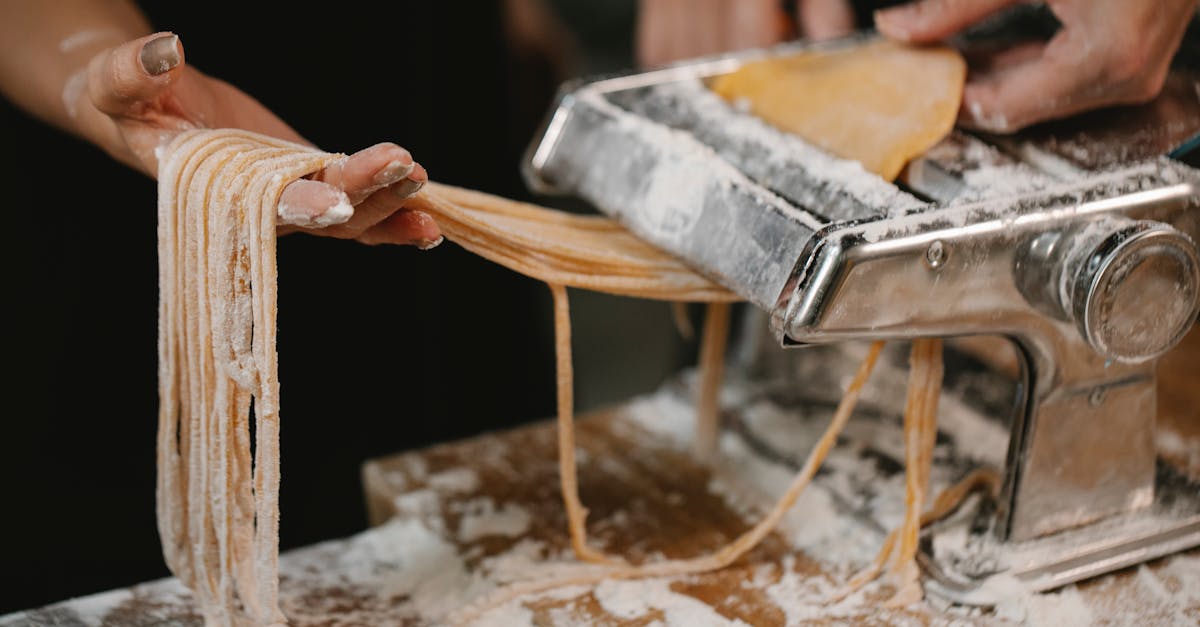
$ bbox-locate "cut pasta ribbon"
[158,123,963,625]
[157,129,740,623]
[157,129,342,626]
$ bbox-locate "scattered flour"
[457,498,533,542]
[428,467,481,493]
[593,578,752,626]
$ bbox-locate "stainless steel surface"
[770,161,1199,540]
[1070,220,1200,363]
[924,471,1200,602]
[523,33,1200,593]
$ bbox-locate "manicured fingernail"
[372,159,415,187]
[277,196,353,228]
[392,177,425,199]
[963,96,1011,133]
[140,34,180,76]
[414,235,444,250]
[316,197,355,227]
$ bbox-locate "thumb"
[87,32,184,118]
[875,0,1020,43]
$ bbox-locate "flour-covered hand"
[875,0,1199,133]
[80,33,440,247]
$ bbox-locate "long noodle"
[834,339,945,606]
[693,302,732,462]
[158,131,737,624]
[157,129,341,625]
[831,466,998,602]
[449,341,886,624]
[408,185,740,563]
[549,283,615,565]
[160,130,953,626]
[408,184,739,303]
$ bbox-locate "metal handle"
[1016,217,1200,363]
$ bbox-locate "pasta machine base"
[523,30,1200,602]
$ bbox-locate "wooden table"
[5,364,1197,625]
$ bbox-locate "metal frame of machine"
[522,33,1200,602]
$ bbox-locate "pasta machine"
[522,31,1200,604]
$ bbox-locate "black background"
[0,2,629,613]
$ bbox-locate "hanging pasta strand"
[693,302,732,462]
[157,129,341,626]
[832,339,945,606]
[450,341,886,625]
[549,283,619,565]
[159,130,957,626]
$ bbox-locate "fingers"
[958,23,1176,134]
[875,0,1020,43]
[799,0,857,41]
[726,0,791,50]
[281,155,434,246]
[313,142,415,204]
[637,0,785,67]
[959,31,1106,133]
[326,161,427,236]
[357,209,444,248]
[87,32,184,118]
[277,179,354,228]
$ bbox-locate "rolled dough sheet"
[711,39,966,180]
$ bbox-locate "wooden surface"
[4,338,1198,626]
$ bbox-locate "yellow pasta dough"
[711,39,966,180]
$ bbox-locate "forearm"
[0,0,151,142]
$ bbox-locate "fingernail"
[315,197,355,227]
[372,159,415,187]
[414,235,444,250]
[140,34,181,76]
[392,177,425,199]
[962,98,1011,134]
[277,195,354,228]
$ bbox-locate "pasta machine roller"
[522,32,1200,603]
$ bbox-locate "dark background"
[0,0,696,614]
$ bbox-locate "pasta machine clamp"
[523,34,1200,603]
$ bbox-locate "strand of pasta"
[158,129,342,626]
[830,466,999,602]
[693,302,732,462]
[888,338,943,606]
[449,341,885,625]
[408,185,739,302]
[829,339,945,606]
[549,284,619,565]
[159,132,956,626]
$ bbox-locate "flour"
[625,79,927,220]
[593,578,752,626]
[457,498,534,542]
[61,69,88,119]
[7,377,1197,625]
[58,28,126,54]
[428,467,481,493]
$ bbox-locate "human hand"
[875,0,1199,133]
[76,33,440,247]
[636,0,855,68]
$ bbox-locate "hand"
[76,32,441,247]
[876,0,1199,133]
[637,0,857,67]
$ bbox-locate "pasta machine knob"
[1066,219,1200,363]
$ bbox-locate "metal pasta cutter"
[522,33,1200,602]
